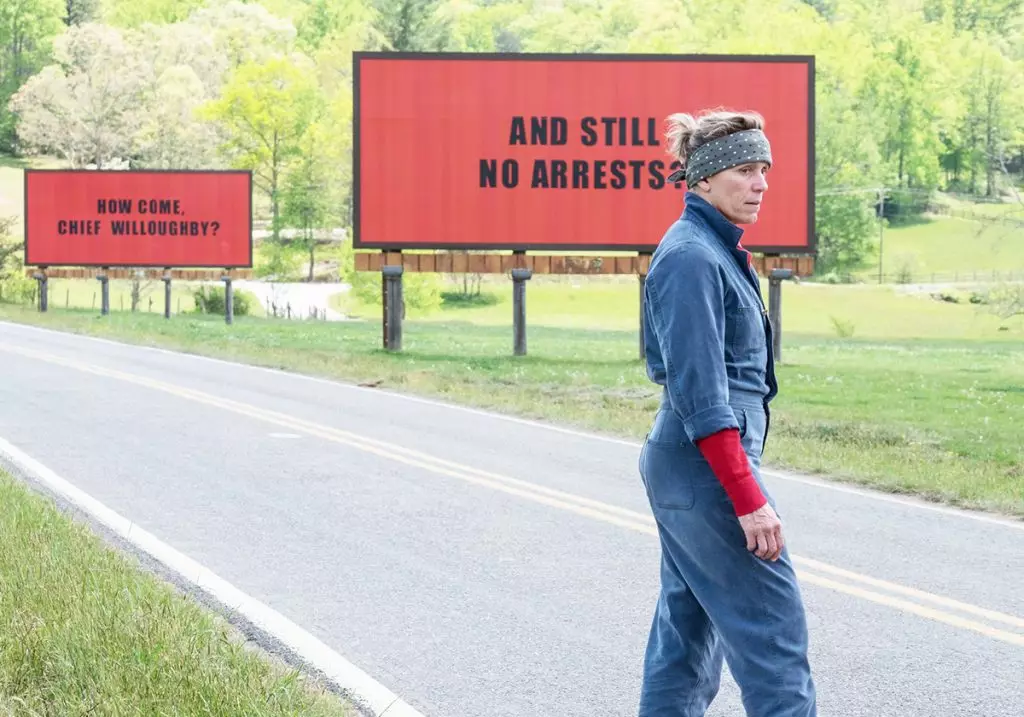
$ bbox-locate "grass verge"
[0,467,353,715]
[1,302,1021,518]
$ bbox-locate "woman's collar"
[682,191,744,248]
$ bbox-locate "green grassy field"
[869,214,1024,280]
[335,275,1024,340]
[1,296,1021,518]
[0,468,352,715]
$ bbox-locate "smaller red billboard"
[25,170,253,268]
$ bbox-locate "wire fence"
[4,281,333,321]
[818,269,1024,286]
[927,206,1024,226]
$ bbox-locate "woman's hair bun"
[664,109,765,170]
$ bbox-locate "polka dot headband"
[666,129,773,188]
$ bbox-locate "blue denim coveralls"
[638,192,817,716]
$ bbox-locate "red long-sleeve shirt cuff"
[695,428,767,516]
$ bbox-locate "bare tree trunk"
[271,131,281,243]
[308,236,315,283]
[984,77,1000,197]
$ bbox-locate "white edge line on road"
[0,434,427,717]
[4,320,1023,532]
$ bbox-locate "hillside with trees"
[2,0,1022,279]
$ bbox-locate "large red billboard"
[24,170,253,268]
[354,53,814,254]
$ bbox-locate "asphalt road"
[0,320,1022,717]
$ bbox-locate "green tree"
[369,0,449,50]
[186,0,297,69]
[812,83,885,274]
[923,0,1024,33]
[102,0,205,27]
[130,0,298,106]
[953,39,1024,195]
[433,0,528,51]
[200,54,324,244]
[800,0,838,19]
[0,0,64,151]
[281,122,336,281]
[297,0,379,53]
[8,22,150,167]
[512,0,607,52]
[135,64,220,168]
[64,0,98,25]
[862,35,948,190]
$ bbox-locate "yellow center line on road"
[5,344,1023,648]
[794,556,1024,630]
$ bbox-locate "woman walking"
[638,108,817,717]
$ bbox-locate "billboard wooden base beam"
[25,267,254,281]
[354,252,814,277]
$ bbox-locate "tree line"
[2,0,1023,278]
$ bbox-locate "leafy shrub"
[349,270,443,315]
[0,216,33,304]
[192,285,257,316]
[0,273,35,305]
[441,290,499,308]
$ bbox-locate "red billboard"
[24,169,253,268]
[354,53,814,254]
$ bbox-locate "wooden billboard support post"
[380,251,406,351]
[97,268,110,315]
[33,268,48,312]
[162,269,172,319]
[511,267,532,356]
[637,253,651,361]
[768,267,794,363]
[381,251,389,349]
[221,270,234,325]
[382,264,404,351]
[510,250,531,356]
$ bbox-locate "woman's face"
[698,161,770,225]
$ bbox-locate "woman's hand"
[737,503,785,561]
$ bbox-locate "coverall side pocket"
[639,441,697,511]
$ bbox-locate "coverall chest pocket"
[725,306,765,356]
